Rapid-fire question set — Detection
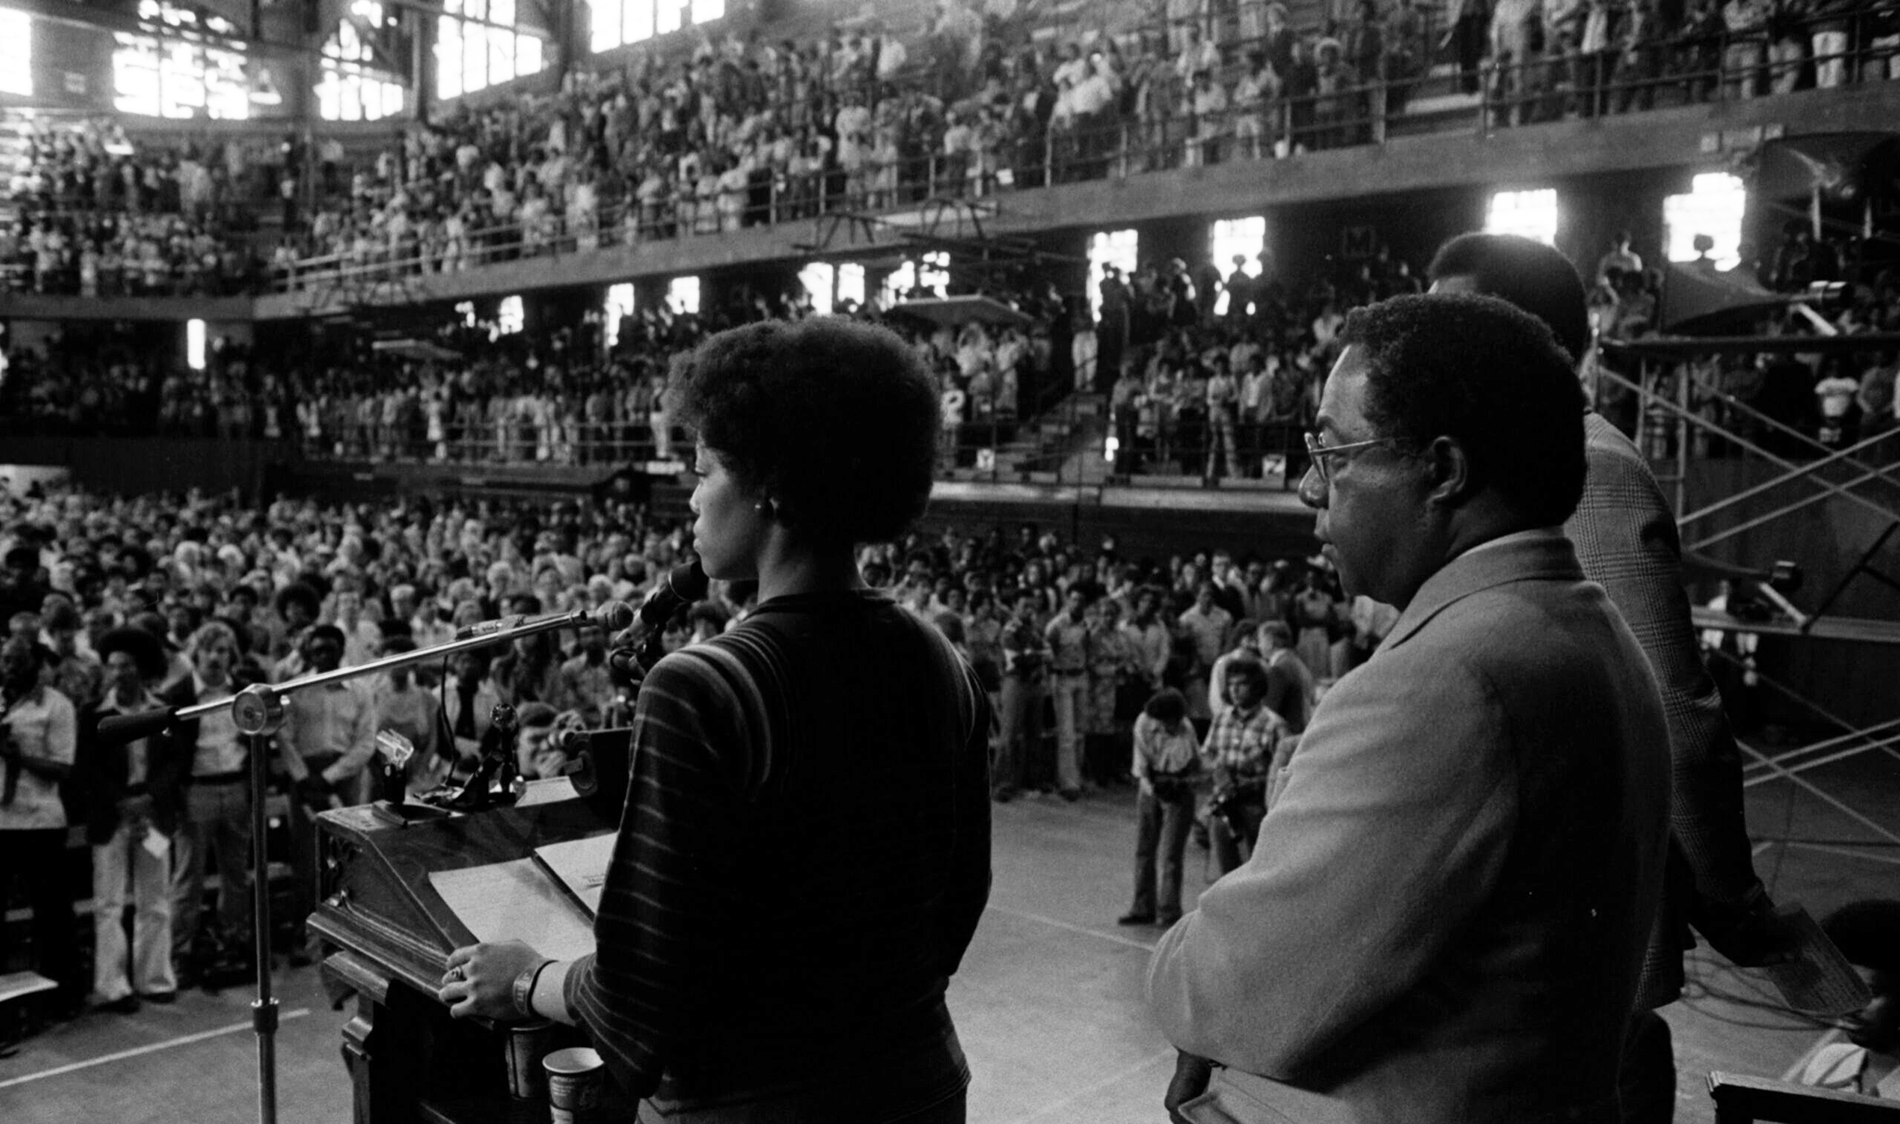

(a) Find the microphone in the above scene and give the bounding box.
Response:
[609,559,710,676]
[97,708,179,745]
[454,599,636,642]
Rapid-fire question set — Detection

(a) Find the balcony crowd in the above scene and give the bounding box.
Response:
[4,0,1894,297]
[1,219,1893,489]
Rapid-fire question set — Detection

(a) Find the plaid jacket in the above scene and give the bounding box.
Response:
[1567,412,1764,1009]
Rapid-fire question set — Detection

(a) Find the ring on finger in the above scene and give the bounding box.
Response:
[447,965,466,982]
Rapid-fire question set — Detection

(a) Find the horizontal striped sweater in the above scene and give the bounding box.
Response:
[565,589,993,1115]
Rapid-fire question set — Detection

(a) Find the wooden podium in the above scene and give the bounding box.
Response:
[309,783,622,1124]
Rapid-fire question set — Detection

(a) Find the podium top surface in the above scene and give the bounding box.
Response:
[310,793,616,995]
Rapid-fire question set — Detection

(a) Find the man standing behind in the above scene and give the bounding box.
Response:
[277,625,376,960]
[166,620,256,984]
[1149,294,1670,1122]
[84,628,182,1010]
[1256,621,1313,734]
[1043,586,1092,802]
[1428,231,1799,1122]
[1122,587,1174,720]
[556,622,615,715]
[0,634,80,1017]
[993,589,1049,803]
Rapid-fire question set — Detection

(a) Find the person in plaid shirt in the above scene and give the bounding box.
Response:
[1199,654,1287,874]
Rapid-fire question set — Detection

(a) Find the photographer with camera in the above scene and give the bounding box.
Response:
[1199,654,1288,875]
[1120,688,1203,928]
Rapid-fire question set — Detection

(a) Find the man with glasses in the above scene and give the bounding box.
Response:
[1149,294,1670,1124]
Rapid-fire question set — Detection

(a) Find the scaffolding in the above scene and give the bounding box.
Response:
[1596,330,1900,870]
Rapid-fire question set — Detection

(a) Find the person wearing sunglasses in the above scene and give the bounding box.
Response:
[1149,293,1670,1124]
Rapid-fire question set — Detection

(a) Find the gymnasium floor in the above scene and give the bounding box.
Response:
[2,746,1891,1124]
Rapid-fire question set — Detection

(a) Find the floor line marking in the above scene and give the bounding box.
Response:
[985,903,1158,952]
[1752,841,1776,856]
[1782,1028,1843,1082]
[0,1007,314,1089]
[1011,1047,1177,1123]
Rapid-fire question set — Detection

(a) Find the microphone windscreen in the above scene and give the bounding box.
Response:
[669,558,709,602]
[97,708,177,744]
[600,600,636,632]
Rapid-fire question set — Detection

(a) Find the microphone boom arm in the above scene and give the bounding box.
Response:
[96,602,634,744]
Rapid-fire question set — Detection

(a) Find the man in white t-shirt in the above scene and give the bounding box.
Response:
[0,634,80,1014]
[1815,371,1860,446]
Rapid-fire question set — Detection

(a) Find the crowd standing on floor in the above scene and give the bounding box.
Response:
[0,479,1368,1033]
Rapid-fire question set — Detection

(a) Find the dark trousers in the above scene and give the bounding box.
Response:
[1619,1007,1677,1124]
[1132,787,1196,921]
[0,828,80,1001]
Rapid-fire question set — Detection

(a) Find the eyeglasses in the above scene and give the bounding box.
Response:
[1303,431,1406,485]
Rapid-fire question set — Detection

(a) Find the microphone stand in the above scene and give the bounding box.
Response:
[96,610,614,1124]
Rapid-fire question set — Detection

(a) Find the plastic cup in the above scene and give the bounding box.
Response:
[543,1046,605,1124]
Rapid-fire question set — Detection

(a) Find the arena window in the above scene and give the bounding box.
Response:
[604,283,636,347]
[881,252,949,306]
[668,276,700,315]
[0,9,32,98]
[837,262,865,309]
[497,295,525,335]
[1663,173,1747,272]
[318,1,405,121]
[800,262,836,314]
[1210,217,1265,317]
[113,2,250,119]
[1485,189,1559,247]
[1089,229,1139,319]
[435,0,544,101]
[593,0,722,54]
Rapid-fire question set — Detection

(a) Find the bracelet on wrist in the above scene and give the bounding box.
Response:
[513,959,555,1018]
[511,959,548,1018]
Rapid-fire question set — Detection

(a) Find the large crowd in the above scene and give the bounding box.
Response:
[0,117,298,296]
[3,222,1892,488]
[289,0,1900,280]
[5,0,1889,296]
[0,476,1373,1030]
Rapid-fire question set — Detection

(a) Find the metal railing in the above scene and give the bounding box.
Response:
[261,393,1315,491]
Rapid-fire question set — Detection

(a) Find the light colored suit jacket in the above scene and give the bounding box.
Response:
[1148,532,1671,1124]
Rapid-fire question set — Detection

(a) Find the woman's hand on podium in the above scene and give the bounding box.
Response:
[439,939,545,1020]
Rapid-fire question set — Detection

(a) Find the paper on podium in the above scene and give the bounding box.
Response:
[428,859,596,961]
[532,832,617,918]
